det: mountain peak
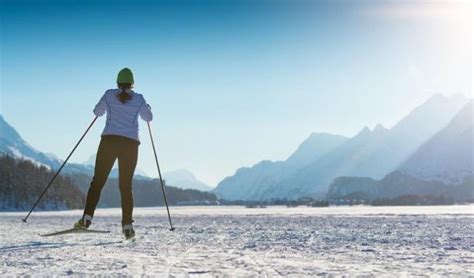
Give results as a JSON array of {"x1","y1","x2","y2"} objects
[
  {"x1": 164, "y1": 169, "x2": 212, "y2": 191},
  {"x1": 165, "y1": 169, "x2": 196, "y2": 180},
  {"x1": 355, "y1": 126, "x2": 371, "y2": 137},
  {"x1": 374, "y1": 123, "x2": 384, "y2": 129},
  {"x1": 373, "y1": 123, "x2": 388, "y2": 135},
  {"x1": 0, "y1": 113, "x2": 25, "y2": 143},
  {"x1": 0, "y1": 114, "x2": 62, "y2": 169},
  {"x1": 286, "y1": 132, "x2": 348, "y2": 166}
]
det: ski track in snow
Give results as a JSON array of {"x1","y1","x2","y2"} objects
[{"x1": 1, "y1": 206, "x2": 473, "y2": 276}]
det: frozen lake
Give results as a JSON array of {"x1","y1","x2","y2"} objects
[{"x1": 1, "y1": 205, "x2": 473, "y2": 276}]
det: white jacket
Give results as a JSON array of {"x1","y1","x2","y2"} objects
[{"x1": 94, "y1": 89, "x2": 153, "y2": 143}]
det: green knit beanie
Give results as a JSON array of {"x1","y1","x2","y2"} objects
[{"x1": 117, "y1": 68, "x2": 134, "y2": 84}]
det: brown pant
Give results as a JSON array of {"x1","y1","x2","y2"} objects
[{"x1": 84, "y1": 134, "x2": 139, "y2": 225}]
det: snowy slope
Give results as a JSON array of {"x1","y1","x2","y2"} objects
[
  {"x1": 285, "y1": 132, "x2": 349, "y2": 167},
  {"x1": 0, "y1": 114, "x2": 93, "y2": 175},
  {"x1": 399, "y1": 101, "x2": 474, "y2": 184},
  {"x1": 0, "y1": 114, "x2": 62, "y2": 169},
  {"x1": 1, "y1": 206, "x2": 473, "y2": 276}
]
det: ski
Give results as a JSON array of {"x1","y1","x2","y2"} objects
[
  {"x1": 123, "y1": 237, "x2": 136, "y2": 243},
  {"x1": 125, "y1": 235, "x2": 136, "y2": 241},
  {"x1": 40, "y1": 228, "x2": 110, "y2": 237}
]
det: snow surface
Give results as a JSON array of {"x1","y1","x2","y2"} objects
[{"x1": 1, "y1": 205, "x2": 473, "y2": 276}]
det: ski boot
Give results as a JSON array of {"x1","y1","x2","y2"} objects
[
  {"x1": 123, "y1": 223, "x2": 135, "y2": 240},
  {"x1": 74, "y1": 215, "x2": 92, "y2": 230}
]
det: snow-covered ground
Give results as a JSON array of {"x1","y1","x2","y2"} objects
[{"x1": 1, "y1": 205, "x2": 473, "y2": 276}]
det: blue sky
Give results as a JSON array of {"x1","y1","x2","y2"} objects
[{"x1": 1, "y1": 0, "x2": 472, "y2": 186}]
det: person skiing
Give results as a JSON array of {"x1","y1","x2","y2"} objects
[{"x1": 74, "y1": 68, "x2": 153, "y2": 239}]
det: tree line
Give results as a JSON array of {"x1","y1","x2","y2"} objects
[{"x1": 0, "y1": 154, "x2": 218, "y2": 211}]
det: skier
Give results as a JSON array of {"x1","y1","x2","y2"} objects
[{"x1": 74, "y1": 68, "x2": 153, "y2": 239}]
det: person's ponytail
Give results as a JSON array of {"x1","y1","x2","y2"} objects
[{"x1": 117, "y1": 83, "x2": 133, "y2": 104}]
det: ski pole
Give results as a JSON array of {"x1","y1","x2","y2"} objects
[
  {"x1": 147, "y1": 121, "x2": 175, "y2": 231},
  {"x1": 22, "y1": 116, "x2": 99, "y2": 222}
]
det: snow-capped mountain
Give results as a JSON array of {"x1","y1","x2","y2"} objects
[
  {"x1": 327, "y1": 101, "x2": 474, "y2": 202},
  {"x1": 212, "y1": 133, "x2": 348, "y2": 200},
  {"x1": 163, "y1": 169, "x2": 213, "y2": 191},
  {"x1": 213, "y1": 94, "x2": 469, "y2": 201},
  {"x1": 360, "y1": 94, "x2": 469, "y2": 179},
  {"x1": 0, "y1": 114, "x2": 62, "y2": 169},
  {"x1": 265, "y1": 94, "x2": 468, "y2": 199},
  {"x1": 399, "y1": 101, "x2": 474, "y2": 184}
]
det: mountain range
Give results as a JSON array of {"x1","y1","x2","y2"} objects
[
  {"x1": 213, "y1": 133, "x2": 348, "y2": 200},
  {"x1": 2, "y1": 94, "x2": 471, "y2": 202},
  {"x1": 213, "y1": 94, "x2": 471, "y2": 201},
  {"x1": 327, "y1": 101, "x2": 473, "y2": 203}
]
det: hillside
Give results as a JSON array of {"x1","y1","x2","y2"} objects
[
  {"x1": 0, "y1": 115, "x2": 62, "y2": 170},
  {"x1": 0, "y1": 155, "x2": 84, "y2": 210},
  {"x1": 69, "y1": 173, "x2": 218, "y2": 207},
  {"x1": 399, "y1": 101, "x2": 474, "y2": 184}
]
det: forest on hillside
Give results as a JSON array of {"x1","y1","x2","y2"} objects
[
  {"x1": 0, "y1": 155, "x2": 218, "y2": 211},
  {"x1": 0, "y1": 155, "x2": 84, "y2": 210},
  {"x1": 69, "y1": 173, "x2": 218, "y2": 207}
]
